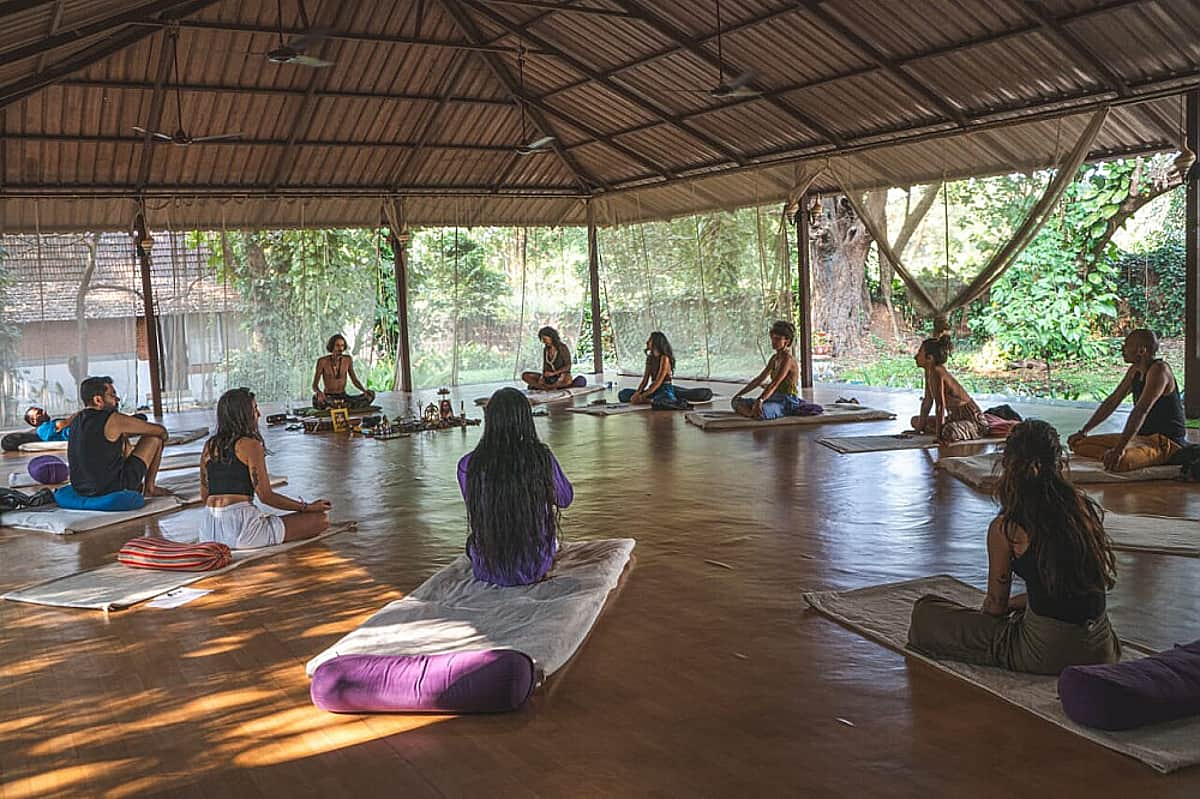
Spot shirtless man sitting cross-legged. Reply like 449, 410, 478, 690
311, 334, 376, 411
1067, 329, 1187, 472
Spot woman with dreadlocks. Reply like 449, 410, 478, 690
908, 419, 1120, 674
199, 388, 331, 548
457, 387, 573, 586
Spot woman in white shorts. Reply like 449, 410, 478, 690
199, 388, 331, 548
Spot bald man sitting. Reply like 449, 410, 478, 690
1067, 329, 1187, 472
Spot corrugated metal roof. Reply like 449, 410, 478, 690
1, 0, 1198, 230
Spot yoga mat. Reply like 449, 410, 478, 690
817, 433, 1003, 454
1105, 511, 1200, 558
685, 403, 895, 431
2, 496, 185, 535
7, 451, 201, 488
938, 451, 1180, 492
803, 575, 1200, 773
2, 522, 356, 611
565, 395, 722, 416
307, 538, 634, 678
475, 385, 605, 407
16, 426, 210, 453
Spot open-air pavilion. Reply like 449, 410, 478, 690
3, 1, 1200, 795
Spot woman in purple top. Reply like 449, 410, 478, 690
457, 387, 573, 586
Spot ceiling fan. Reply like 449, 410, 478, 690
674, 0, 760, 100
514, 46, 554, 156
223, 0, 333, 68
132, 29, 243, 146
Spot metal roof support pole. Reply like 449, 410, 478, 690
1186, 90, 1200, 418
587, 200, 603, 377
133, 208, 164, 418
385, 199, 414, 394
795, 200, 814, 390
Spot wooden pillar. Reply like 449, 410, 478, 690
1187, 90, 1200, 418
133, 210, 163, 418
795, 199, 814, 389
388, 226, 414, 394
586, 200, 603, 376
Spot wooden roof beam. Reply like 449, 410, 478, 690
465, 0, 748, 168
0, 0, 202, 66
800, 0, 967, 126
384, 50, 473, 188
1014, 0, 1130, 97
264, 2, 358, 192
438, 0, 605, 192
170, 19, 554, 55
59, 78, 514, 105
0, 0, 59, 16
2, 183, 590, 197
0, 0, 220, 112
535, 0, 1142, 106
5, 132, 527, 151
610, 0, 845, 147
134, 27, 178, 193
481, 0, 635, 19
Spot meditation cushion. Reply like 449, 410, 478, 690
54, 485, 145, 512
28, 455, 69, 485
570, 375, 587, 388
2, 431, 39, 452
118, 537, 233, 571
1058, 640, 1200, 730
310, 650, 537, 714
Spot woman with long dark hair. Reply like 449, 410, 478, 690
457, 387, 573, 586
908, 420, 1120, 674
520, 326, 575, 390
619, 331, 677, 405
199, 388, 331, 548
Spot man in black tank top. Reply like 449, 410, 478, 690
67, 376, 170, 497
1068, 329, 1187, 472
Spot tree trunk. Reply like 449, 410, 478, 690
74, 232, 100, 382
812, 196, 873, 356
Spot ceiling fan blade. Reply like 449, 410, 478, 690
287, 29, 329, 51
725, 68, 756, 92
132, 126, 173, 141
288, 54, 333, 67
190, 132, 244, 142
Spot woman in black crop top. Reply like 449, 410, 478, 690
199, 388, 331, 549
908, 420, 1120, 675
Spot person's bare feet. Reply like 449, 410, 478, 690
144, 485, 172, 498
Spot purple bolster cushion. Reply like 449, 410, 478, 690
1058, 640, 1200, 730
311, 650, 537, 714
29, 455, 69, 485
570, 375, 587, 388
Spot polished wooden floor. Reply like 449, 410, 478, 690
2, 380, 1199, 798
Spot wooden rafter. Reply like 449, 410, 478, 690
610, 0, 845, 147
7, 132, 528, 151
800, 0, 967, 125
59, 78, 513, 105
438, 0, 604, 192
264, 2, 358, 193
485, 0, 634, 18
0, 0, 220, 112
134, 27, 179, 194
2, 182, 588, 197
1014, 0, 1130, 97
0, 0, 58, 15
170, 19, 554, 55
0, 0, 201, 66
465, 0, 748, 167
384, 50, 474, 188
32, 0, 66, 72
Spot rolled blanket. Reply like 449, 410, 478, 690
118, 537, 233, 571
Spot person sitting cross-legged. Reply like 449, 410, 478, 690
312, 333, 376, 410
1067, 328, 1186, 472
67, 376, 168, 498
